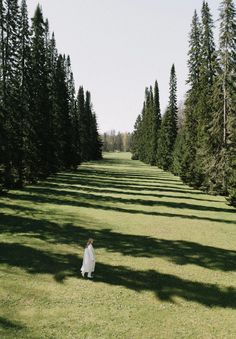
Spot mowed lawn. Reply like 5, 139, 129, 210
0, 152, 236, 339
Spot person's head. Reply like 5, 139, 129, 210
87, 238, 94, 246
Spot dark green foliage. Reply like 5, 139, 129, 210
132, 1, 235, 207
151, 81, 161, 165
0, 0, 101, 191
30, 5, 52, 178
211, 0, 236, 204
157, 64, 178, 170
77, 87, 102, 162
131, 81, 162, 165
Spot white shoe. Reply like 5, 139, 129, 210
81, 271, 85, 277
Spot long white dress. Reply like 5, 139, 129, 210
81, 244, 95, 275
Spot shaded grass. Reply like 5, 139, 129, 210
0, 152, 236, 338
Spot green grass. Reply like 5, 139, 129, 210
1, 152, 236, 338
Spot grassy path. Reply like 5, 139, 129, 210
1, 152, 236, 338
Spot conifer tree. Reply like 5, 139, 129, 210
30, 4, 51, 178
53, 54, 72, 168
131, 114, 142, 160
15, 0, 31, 186
85, 90, 102, 160
176, 10, 202, 183
0, 0, 101, 190
0, 0, 6, 189
211, 0, 236, 203
137, 100, 146, 162
143, 86, 154, 164
157, 64, 178, 170
77, 86, 88, 161
194, 0, 216, 187
150, 81, 161, 165
66, 55, 80, 167
90, 111, 102, 160
2, 0, 22, 186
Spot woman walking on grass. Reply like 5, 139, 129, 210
81, 238, 96, 278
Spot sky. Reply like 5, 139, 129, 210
27, 0, 220, 133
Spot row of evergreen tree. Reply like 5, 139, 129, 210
0, 0, 102, 190
102, 131, 132, 152
131, 0, 236, 206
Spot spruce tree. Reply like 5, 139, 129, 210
15, 0, 31, 186
90, 111, 102, 160
53, 54, 73, 168
77, 86, 88, 161
131, 113, 142, 160
194, 0, 216, 188
66, 55, 80, 167
150, 80, 161, 165
0, 0, 20, 187
178, 10, 202, 183
30, 5, 51, 178
157, 64, 178, 170
0, 0, 6, 189
211, 0, 236, 203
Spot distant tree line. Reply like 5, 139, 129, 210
131, 0, 236, 206
0, 0, 102, 190
102, 131, 132, 152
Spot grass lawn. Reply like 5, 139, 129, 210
1, 152, 236, 338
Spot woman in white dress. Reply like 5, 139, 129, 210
81, 238, 95, 278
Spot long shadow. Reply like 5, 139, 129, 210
75, 167, 184, 184
0, 242, 236, 309
5, 189, 236, 225
1, 212, 236, 272
0, 316, 24, 330
95, 263, 236, 309
40, 181, 221, 203
55, 174, 195, 192
0, 242, 80, 283
47, 174, 212, 196
20, 186, 234, 214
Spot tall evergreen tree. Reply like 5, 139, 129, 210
15, 0, 31, 186
131, 113, 142, 160
85, 90, 102, 160
45, 31, 59, 172
150, 80, 161, 165
211, 0, 236, 203
66, 55, 80, 167
176, 10, 202, 183
0, 0, 6, 189
143, 86, 154, 164
30, 4, 51, 178
1, 0, 20, 187
53, 54, 72, 168
0, 1, 101, 191
194, 0, 216, 188
157, 64, 178, 170
77, 86, 88, 161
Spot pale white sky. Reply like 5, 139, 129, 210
27, 0, 220, 132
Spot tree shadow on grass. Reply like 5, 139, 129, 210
76, 167, 183, 184
1, 212, 236, 272
0, 242, 236, 309
95, 263, 236, 309
21, 185, 234, 214
0, 242, 80, 283
4, 190, 236, 225
53, 174, 199, 194
40, 181, 221, 203
0, 316, 24, 330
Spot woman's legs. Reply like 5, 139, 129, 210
87, 270, 93, 278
